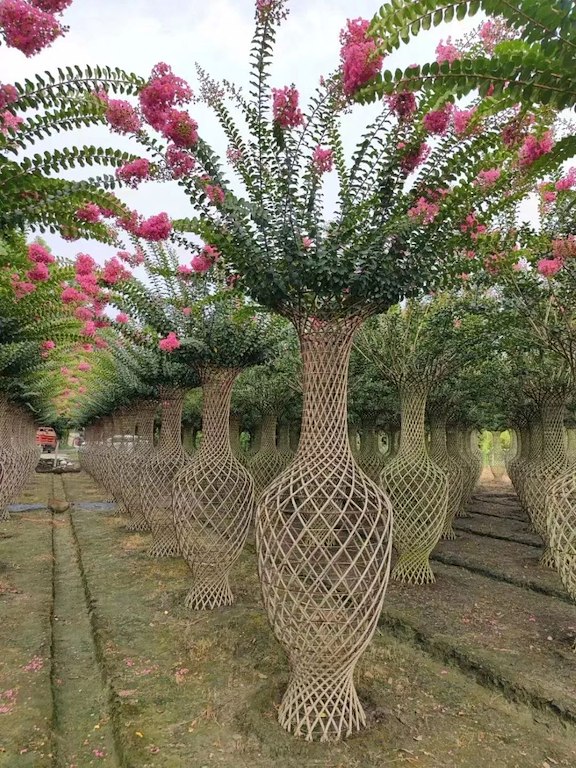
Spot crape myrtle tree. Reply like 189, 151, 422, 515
57, 0, 572, 740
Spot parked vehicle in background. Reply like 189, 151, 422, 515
36, 427, 57, 453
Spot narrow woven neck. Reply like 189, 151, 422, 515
540, 403, 567, 464
198, 367, 239, 455
260, 412, 278, 451
398, 386, 428, 457
296, 320, 359, 457
136, 402, 157, 449
428, 414, 448, 457
527, 419, 543, 462
158, 389, 184, 451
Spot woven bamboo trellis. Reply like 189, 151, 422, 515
141, 388, 189, 557
277, 422, 295, 463
0, 403, 21, 520
514, 418, 542, 520
173, 366, 255, 609
107, 408, 137, 517
428, 411, 464, 540
248, 423, 262, 457
380, 384, 448, 584
524, 395, 569, 568
348, 424, 360, 458
357, 425, 386, 483
546, 468, 576, 600
467, 429, 483, 497
566, 428, 576, 465
229, 414, 247, 465
249, 411, 288, 498
124, 401, 158, 532
449, 426, 475, 517
505, 427, 521, 487
490, 431, 506, 480
257, 317, 392, 742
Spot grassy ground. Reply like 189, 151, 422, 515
0, 469, 575, 767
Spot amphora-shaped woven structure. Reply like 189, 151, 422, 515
124, 401, 157, 532
0, 400, 22, 520
380, 384, 448, 584
357, 424, 386, 483
546, 468, 576, 600
107, 408, 136, 517
249, 411, 288, 498
428, 410, 464, 540
448, 426, 475, 517
257, 318, 392, 742
490, 431, 506, 480
173, 367, 255, 609
524, 395, 569, 568
141, 389, 189, 557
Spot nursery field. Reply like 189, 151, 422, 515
0, 470, 575, 768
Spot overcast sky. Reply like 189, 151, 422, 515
1, 0, 482, 263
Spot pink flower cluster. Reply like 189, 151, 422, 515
139, 62, 193, 129
537, 258, 562, 278
518, 130, 554, 167
28, 242, 55, 264
0, 0, 67, 57
115, 312, 129, 323
272, 86, 303, 129
387, 91, 417, 120
159, 331, 181, 352
104, 98, 142, 134
165, 144, 195, 179
400, 141, 430, 173
339, 17, 383, 97
190, 244, 220, 273
0, 82, 18, 109
460, 212, 487, 241
101, 256, 131, 285
75, 202, 101, 223
475, 168, 501, 187
205, 183, 225, 205
11, 274, 36, 298
0, 109, 23, 134
479, 19, 511, 54
453, 107, 476, 135
556, 167, 576, 191
423, 103, 453, 135
138, 212, 172, 241
407, 196, 440, 224
77, 361, 90, 372
435, 37, 461, 64
162, 110, 198, 148
312, 146, 333, 175
116, 158, 151, 188
552, 236, 576, 261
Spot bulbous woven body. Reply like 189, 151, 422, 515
124, 402, 157, 532
141, 389, 188, 557
514, 421, 541, 520
490, 431, 506, 480
524, 401, 569, 568
248, 412, 288, 498
381, 386, 448, 584
257, 318, 392, 742
173, 367, 255, 609
428, 414, 464, 540
107, 409, 136, 517
358, 426, 386, 483
546, 468, 576, 599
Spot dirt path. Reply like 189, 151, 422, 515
1, 470, 576, 767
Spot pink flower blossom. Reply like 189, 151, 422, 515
165, 144, 195, 178
102, 257, 131, 285
74, 253, 96, 275
182, 306, 191, 316
161, 109, 199, 148
226, 146, 243, 165
117, 210, 142, 236
205, 184, 225, 205
556, 167, 576, 191
94, 335, 107, 349
159, 331, 181, 352
139, 62, 193, 130
552, 236, 576, 261
512, 258, 529, 272
28, 243, 54, 263
60, 366, 69, 374
537, 258, 563, 277
387, 91, 417, 120
105, 99, 142, 134
78, 361, 90, 372
302, 236, 314, 249
272, 86, 303, 128
30, 0, 72, 12
177, 264, 193, 277
435, 37, 460, 64
76, 272, 100, 297
423, 103, 453, 135
518, 131, 555, 167
81, 343, 93, 352
400, 142, 430, 173
0, 83, 18, 109
453, 108, 476, 135
82, 320, 97, 336
78, 386, 86, 394
0, 109, 23, 134
339, 17, 383, 97
116, 158, 151, 188
312, 146, 333, 174
407, 197, 440, 224
74, 306, 93, 321
11, 280, 36, 299
0, 0, 63, 56
61, 286, 86, 303
27, 262, 50, 281
75, 203, 101, 223
190, 254, 211, 272
138, 212, 172, 241
114, 312, 128, 323
475, 168, 501, 187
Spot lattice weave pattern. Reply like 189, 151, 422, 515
546, 468, 576, 599
248, 412, 288, 499
124, 401, 157, 532
141, 389, 189, 557
257, 318, 392, 742
381, 385, 448, 584
173, 367, 255, 610
428, 414, 464, 541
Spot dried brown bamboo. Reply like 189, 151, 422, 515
173, 366, 255, 609
248, 411, 288, 498
141, 388, 189, 557
257, 317, 392, 742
